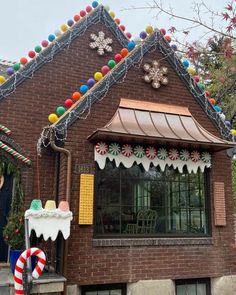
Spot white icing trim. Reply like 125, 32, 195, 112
25, 209, 73, 241
95, 150, 211, 174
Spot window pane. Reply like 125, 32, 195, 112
97, 291, 109, 295
110, 290, 122, 295
85, 292, 97, 295
177, 284, 196, 295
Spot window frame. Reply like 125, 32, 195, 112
94, 161, 211, 238
175, 278, 211, 295
81, 283, 127, 295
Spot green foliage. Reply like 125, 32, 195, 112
3, 212, 25, 250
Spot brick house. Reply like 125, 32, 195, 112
0, 4, 236, 295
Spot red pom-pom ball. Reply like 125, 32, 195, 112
165, 35, 171, 43
115, 18, 120, 25
65, 99, 74, 108
20, 57, 28, 65
114, 54, 122, 63
101, 65, 110, 75
86, 6, 92, 13
74, 15, 80, 22
80, 10, 86, 17
41, 40, 49, 47
28, 51, 36, 58
120, 25, 125, 31
160, 28, 166, 35
205, 90, 210, 97
126, 32, 132, 39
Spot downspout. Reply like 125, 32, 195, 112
50, 129, 71, 295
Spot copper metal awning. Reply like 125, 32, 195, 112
88, 99, 234, 150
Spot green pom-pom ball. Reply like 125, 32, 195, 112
56, 106, 66, 116
35, 45, 42, 53
108, 59, 116, 69
13, 63, 21, 71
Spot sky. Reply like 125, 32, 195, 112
0, 0, 226, 61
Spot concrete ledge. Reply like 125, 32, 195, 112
127, 279, 175, 295
93, 237, 213, 247
211, 275, 236, 295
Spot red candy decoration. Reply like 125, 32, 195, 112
204, 90, 210, 97
101, 65, 110, 75
120, 48, 129, 58
165, 35, 171, 43
95, 142, 108, 155
41, 40, 49, 47
28, 51, 36, 58
126, 32, 132, 39
86, 5, 92, 13
169, 149, 179, 160
159, 28, 166, 35
65, 98, 74, 108
115, 18, 121, 25
190, 150, 200, 162
120, 25, 126, 31
20, 57, 28, 65
209, 98, 216, 105
146, 147, 157, 159
114, 54, 122, 63
122, 144, 133, 157
74, 15, 80, 22
80, 10, 86, 17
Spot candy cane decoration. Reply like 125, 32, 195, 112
0, 124, 11, 135
14, 248, 46, 295
0, 141, 31, 165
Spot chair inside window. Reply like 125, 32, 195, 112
124, 209, 158, 234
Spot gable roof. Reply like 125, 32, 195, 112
0, 5, 128, 99
49, 29, 233, 142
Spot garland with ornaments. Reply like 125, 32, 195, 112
95, 141, 211, 174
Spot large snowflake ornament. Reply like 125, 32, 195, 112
143, 60, 168, 89
89, 31, 113, 55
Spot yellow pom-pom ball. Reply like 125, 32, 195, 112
60, 24, 68, 33
187, 67, 196, 76
0, 75, 6, 85
94, 72, 103, 81
231, 129, 236, 136
48, 113, 59, 124
109, 11, 115, 18
146, 25, 154, 34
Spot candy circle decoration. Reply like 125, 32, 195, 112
126, 32, 132, 39
182, 59, 190, 68
86, 5, 93, 13
158, 148, 168, 160
201, 152, 211, 163
80, 84, 89, 94
209, 98, 216, 105
143, 60, 168, 89
146, 25, 154, 34
165, 35, 171, 43
90, 31, 113, 55
13, 63, 21, 71
87, 78, 96, 88
180, 149, 190, 161
108, 59, 116, 69
225, 120, 231, 128
193, 75, 200, 83
219, 113, 226, 121
56, 106, 66, 116
20, 57, 28, 65
122, 144, 133, 157
119, 25, 125, 31
74, 14, 80, 22
197, 82, 205, 91
80, 10, 86, 17
41, 40, 49, 47
6, 67, 14, 76
48, 113, 59, 123
48, 34, 56, 42
109, 143, 120, 156
120, 48, 129, 57
214, 105, 221, 113
146, 146, 157, 159
171, 44, 178, 51
28, 51, 36, 59
67, 19, 74, 27
72, 91, 81, 101
101, 65, 110, 75
65, 98, 74, 108
94, 72, 103, 81
128, 41, 136, 51
109, 11, 115, 18
14, 248, 46, 295
134, 145, 145, 158
169, 148, 179, 160
140, 31, 147, 39
187, 67, 196, 76
61, 24, 68, 32
92, 1, 99, 8
0, 76, 6, 84
159, 28, 166, 35
204, 90, 210, 97
231, 129, 236, 136
190, 150, 200, 162
115, 18, 121, 25
34, 45, 42, 53
114, 54, 122, 63
96, 142, 108, 155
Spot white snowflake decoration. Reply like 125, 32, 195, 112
89, 31, 113, 55
143, 60, 168, 89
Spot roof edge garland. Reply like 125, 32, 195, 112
51, 29, 233, 142
0, 5, 128, 100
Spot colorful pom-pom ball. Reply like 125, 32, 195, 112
120, 25, 126, 31
94, 72, 103, 81
55, 29, 62, 37
35, 45, 42, 53
92, 1, 99, 8
104, 5, 110, 11
20, 57, 28, 65
165, 35, 171, 43
109, 11, 115, 18
0, 75, 6, 84
219, 113, 226, 121
72, 91, 81, 100
182, 59, 190, 68
61, 24, 68, 32
28, 51, 36, 59
41, 40, 49, 47
87, 78, 96, 88
214, 105, 221, 113
48, 113, 58, 124
120, 48, 129, 58
67, 19, 74, 27
80, 84, 89, 94
126, 32, 132, 39
225, 121, 231, 128
13, 63, 21, 71
80, 10, 86, 17
140, 31, 147, 39
193, 75, 200, 83
115, 18, 120, 25
114, 54, 122, 63
86, 6, 92, 13
171, 44, 178, 51
74, 15, 80, 22
56, 106, 66, 116
231, 129, 236, 136
187, 67, 196, 76
209, 98, 216, 105
101, 65, 110, 75
127, 41, 136, 51
159, 28, 166, 35
204, 90, 210, 97
48, 34, 56, 42
108, 59, 116, 69
6, 68, 14, 76
146, 25, 154, 34
197, 82, 205, 91
65, 99, 74, 108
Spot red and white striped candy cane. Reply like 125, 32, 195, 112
14, 248, 46, 295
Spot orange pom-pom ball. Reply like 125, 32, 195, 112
209, 98, 216, 105
74, 15, 80, 22
115, 18, 120, 25
165, 35, 172, 43
20, 57, 28, 65
120, 48, 129, 58
72, 92, 81, 101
